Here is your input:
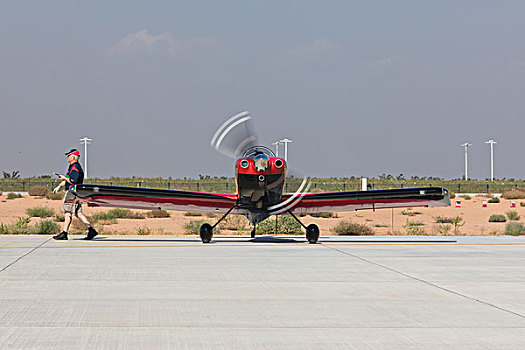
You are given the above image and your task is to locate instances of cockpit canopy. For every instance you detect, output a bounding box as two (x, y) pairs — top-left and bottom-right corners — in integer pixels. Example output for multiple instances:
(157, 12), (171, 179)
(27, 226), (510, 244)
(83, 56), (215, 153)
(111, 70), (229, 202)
(242, 146), (275, 172)
(242, 146), (275, 158)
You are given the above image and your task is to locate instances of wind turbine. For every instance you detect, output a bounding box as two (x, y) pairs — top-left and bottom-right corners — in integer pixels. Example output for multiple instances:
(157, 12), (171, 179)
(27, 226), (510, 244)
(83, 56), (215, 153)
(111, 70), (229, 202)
(279, 139), (292, 162)
(485, 139), (497, 181)
(79, 137), (92, 179)
(461, 143), (472, 180)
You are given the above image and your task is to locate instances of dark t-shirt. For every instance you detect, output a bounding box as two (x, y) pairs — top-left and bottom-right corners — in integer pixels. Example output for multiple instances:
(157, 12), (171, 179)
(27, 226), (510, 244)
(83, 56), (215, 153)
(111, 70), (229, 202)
(66, 161), (84, 190)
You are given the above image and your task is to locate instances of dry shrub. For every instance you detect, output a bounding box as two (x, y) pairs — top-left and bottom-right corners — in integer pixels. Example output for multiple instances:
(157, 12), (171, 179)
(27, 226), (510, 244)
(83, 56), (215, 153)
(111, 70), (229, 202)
(505, 222), (525, 236)
(331, 220), (374, 235)
(45, 191), (64, 200)
(183, 212), (202, 217)
(218, 215), (249, 231)
(28, 186), (50, 196)
(507, 211), (520, 221)
(502, 187), (525, 199)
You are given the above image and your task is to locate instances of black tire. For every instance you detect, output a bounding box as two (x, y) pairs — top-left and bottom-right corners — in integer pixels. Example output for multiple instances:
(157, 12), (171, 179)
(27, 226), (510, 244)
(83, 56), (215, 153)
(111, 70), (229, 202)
(199, 223), (213, 243)
(306, 224), (320, 244)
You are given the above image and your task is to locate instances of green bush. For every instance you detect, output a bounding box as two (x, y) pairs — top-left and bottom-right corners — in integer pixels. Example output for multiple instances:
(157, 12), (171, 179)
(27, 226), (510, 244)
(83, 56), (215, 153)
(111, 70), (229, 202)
(331, 220), (374, 236)
(54, 213), (65, 222)
(92, 208), (145, 221)
(460, 195), (471, 200)
(26, 206), (54, 218)
(110, 208), (145, 219)
(0, 217), (31, 234)
(33, 220), (60, 234)
(28, 186), (50, 196)
(309, 212), (337, 218)
(137, 226), (152, 235)
(403, 219), (426, 235)
(7, 193), (22, 199)
(401, 209), (421, 216)
(183, 220), (219, 235)
(489, 214), (506, 223)
(257, 215), (302, 234)
(45, 191), (64, 200)
(437, 223), (452, 234)
(507, 211), (520, 221)
(488, 197), (500, 203)
(92, 212), (116, 221)
(505, 222), (525, 236)
(521, 202), (525, 207)
(148, 210), (171, 218)
(434, 216), (454, 223)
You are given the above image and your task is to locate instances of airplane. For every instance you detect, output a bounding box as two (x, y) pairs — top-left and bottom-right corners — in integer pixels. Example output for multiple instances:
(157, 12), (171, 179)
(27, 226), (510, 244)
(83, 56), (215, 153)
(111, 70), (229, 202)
(72, 112), (450, 243)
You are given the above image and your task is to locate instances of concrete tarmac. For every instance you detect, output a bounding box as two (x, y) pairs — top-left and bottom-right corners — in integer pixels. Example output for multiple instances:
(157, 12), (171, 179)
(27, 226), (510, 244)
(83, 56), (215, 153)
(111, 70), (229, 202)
(1, 234), (525, 349)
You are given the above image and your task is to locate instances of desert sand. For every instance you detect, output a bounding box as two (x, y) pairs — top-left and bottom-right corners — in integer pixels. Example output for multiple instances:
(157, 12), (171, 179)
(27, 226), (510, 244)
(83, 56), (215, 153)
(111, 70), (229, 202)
(0, 193), (523, 236)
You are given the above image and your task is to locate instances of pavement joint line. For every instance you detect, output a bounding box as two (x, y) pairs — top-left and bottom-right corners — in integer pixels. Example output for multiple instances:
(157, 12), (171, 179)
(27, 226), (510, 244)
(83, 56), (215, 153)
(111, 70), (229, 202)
(323, 245), (525, 321)
(0, 237), (52, 273)
(2, 326), (525, 330)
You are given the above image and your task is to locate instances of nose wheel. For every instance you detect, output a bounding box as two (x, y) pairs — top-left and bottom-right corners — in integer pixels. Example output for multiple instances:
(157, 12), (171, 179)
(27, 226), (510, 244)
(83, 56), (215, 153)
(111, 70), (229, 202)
(306, 224), (320, 244)
(199, 223), (213, 243)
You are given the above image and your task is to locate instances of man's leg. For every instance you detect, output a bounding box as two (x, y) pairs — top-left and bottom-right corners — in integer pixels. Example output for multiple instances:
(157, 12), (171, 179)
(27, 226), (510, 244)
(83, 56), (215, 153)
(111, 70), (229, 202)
(63, 213), (73, 232)
(76, 209), (98, 240)
(76, 212), (91, 228)
(53, 213), (71, 240)
(53, 194), (72, 240)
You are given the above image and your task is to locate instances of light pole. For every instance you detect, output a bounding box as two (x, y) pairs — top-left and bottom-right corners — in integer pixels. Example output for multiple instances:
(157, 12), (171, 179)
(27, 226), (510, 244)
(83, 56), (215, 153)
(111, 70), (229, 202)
(279, 139), (292, 162)
(272, 141), (281, 157)
(461, 143), (472, 180)
(79, 137), (92, 178)
(485, 139), (497, 181)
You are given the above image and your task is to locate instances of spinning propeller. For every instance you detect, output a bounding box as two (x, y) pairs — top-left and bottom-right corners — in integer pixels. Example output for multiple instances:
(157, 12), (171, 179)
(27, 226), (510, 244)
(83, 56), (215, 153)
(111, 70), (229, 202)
(210, 111), (312, 215)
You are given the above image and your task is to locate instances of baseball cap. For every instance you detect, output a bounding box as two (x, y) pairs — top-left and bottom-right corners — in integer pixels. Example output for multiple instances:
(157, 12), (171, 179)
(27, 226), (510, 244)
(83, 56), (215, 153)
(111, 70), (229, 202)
(65, 149), (80, 157)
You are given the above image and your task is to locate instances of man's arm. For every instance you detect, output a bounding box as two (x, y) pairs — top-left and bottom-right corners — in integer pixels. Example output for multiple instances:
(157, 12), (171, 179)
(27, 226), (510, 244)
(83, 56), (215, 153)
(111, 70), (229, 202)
(53, 180), (67, 193)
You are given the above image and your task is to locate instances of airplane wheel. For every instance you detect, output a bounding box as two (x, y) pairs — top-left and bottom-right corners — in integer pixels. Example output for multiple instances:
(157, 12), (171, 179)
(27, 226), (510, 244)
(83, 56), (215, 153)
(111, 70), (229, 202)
(200, 223), (213, 243)
(306, 224), (319, 244)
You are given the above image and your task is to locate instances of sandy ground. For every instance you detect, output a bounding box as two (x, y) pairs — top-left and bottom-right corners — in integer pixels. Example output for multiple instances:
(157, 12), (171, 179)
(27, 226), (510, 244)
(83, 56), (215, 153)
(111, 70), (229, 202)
(0, 194), (523, 235)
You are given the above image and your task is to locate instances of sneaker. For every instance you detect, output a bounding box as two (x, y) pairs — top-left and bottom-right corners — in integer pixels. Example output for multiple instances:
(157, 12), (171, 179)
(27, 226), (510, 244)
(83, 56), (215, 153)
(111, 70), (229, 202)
(84, 227), (98, 240)
(53, 231), (68, 240)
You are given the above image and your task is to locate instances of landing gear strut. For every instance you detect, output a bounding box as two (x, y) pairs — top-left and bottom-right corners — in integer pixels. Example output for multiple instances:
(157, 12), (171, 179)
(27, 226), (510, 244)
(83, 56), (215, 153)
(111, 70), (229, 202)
(199, 204), (237, 243)
(287, 210), (320, 244)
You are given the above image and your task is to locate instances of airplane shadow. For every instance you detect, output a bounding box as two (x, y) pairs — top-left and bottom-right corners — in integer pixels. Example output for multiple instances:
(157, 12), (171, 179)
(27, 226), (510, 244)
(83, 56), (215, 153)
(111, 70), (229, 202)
(73, 237), (456, 244)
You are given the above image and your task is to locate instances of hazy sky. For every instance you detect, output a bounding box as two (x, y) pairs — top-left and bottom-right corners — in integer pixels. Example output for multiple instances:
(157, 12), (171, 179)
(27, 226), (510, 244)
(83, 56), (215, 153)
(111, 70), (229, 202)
(1, 1), (524, 180)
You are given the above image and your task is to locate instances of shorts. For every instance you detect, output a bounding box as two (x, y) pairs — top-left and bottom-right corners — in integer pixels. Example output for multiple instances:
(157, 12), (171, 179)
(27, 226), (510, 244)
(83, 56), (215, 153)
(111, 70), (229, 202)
(62, 190), (82, 214)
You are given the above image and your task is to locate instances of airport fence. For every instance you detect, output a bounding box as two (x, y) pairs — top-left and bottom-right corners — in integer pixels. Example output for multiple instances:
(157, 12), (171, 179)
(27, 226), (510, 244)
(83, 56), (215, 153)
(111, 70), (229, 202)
(0, 179), (523, 194)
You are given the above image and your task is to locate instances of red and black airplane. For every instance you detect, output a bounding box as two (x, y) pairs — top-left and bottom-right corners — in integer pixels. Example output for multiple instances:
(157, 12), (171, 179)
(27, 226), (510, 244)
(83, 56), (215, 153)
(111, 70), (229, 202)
(72, 112), (450, 243)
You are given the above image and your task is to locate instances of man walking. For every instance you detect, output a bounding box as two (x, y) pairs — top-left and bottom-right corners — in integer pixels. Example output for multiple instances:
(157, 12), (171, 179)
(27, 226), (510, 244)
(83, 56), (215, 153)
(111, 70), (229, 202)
(52, 149), (98, 240)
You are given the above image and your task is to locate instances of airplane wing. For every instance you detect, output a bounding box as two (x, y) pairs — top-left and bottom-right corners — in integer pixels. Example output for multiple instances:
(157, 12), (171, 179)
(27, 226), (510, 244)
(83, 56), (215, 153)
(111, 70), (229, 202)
(277, 187), (450, 214)
(71, 184), (238, 214)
